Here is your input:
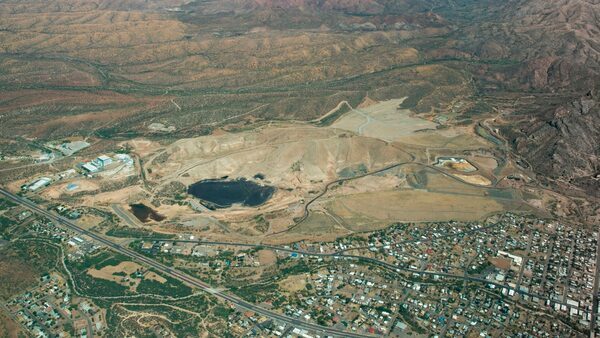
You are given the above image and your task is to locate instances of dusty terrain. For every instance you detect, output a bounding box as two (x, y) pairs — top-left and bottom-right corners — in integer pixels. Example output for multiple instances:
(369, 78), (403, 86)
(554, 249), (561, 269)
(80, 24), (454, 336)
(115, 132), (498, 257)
(452, 174), (492, 186)
(0, 308), (21, 338)
(89, 102), (534, 243)
(0, 91), (549, 244)
(331, 98), (437, 142)
(326, 190), (503, 230)
(0, 0), (597, 239)
(86, 261), (159, 292)
(147, 124), (412, 188)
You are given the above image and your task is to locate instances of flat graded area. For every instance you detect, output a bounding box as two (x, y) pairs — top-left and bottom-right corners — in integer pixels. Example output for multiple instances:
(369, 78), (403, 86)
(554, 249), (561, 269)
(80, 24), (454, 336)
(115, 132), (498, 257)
(468, 156), (498, 172)
(257, 249), (277, 266)
(279, 275), (308, 293)
(289, 211), (349, 236)
(42, 179), (100, 199)
(325, 189), (504, 231)
(87, 261), (145, 291)
(453, 174), (492, 186)
(331, 98), (437, 142)
(82, 186), (147, 205)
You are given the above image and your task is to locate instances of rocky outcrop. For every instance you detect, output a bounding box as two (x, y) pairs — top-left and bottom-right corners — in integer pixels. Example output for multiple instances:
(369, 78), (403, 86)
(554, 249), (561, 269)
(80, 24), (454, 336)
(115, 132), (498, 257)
(510, 90), (599, 196)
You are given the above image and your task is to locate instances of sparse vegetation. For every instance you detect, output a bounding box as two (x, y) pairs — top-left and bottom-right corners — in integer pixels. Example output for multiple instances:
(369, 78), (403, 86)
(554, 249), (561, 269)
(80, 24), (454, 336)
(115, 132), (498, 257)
(136, 272), (192, 297)
(106, 227), (175, 239)
(0, 240), (60, 300)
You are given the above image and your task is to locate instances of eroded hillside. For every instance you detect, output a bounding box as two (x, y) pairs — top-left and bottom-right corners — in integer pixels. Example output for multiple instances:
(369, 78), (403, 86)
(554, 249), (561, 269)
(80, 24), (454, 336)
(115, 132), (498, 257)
(0, 0), (598, 224)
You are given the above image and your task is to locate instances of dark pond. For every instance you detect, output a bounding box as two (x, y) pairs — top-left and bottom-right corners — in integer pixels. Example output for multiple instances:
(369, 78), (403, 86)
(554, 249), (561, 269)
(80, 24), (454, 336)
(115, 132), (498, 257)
(187, 178), (275, 208)
(129, 203), (166, 223)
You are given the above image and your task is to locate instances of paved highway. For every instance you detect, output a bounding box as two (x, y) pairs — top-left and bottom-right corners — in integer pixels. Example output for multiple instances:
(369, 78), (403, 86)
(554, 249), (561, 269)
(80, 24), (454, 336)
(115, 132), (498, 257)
(149, 233), (588, 314)
(0, 188), (371, 338)
(3, 186), (587, 331)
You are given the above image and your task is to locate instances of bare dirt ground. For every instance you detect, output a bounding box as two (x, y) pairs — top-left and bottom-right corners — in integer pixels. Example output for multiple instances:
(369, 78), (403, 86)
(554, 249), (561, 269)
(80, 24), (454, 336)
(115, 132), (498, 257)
(144, 271), (167, 283)
(82, 186), (147, 206)
(278, 274), (308, 292)
(289, 211), (350, 236)
(87, 261), (144, 291)
(332, 98), (438, 142)
(147, 203), (193, 220)
(42, 179), (100, 199)
(468, 156), (498, 172)
(398, 128), (491, 150)
(325, 189), (505, 231)
(453, 174), (492, 186)
(328, 174), (407, 195)
(76, 214), (105, 230)
(489, 257), (512, 270)
(124, 139), (165, 158)
(257, 250), (277, 266)
(0, 308), (21, 338)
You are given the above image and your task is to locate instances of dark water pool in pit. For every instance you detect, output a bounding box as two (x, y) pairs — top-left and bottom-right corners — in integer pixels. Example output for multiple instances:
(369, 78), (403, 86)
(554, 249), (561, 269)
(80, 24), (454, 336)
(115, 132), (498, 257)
(187, 178), (275, 208)
(129, 203), (166, 223)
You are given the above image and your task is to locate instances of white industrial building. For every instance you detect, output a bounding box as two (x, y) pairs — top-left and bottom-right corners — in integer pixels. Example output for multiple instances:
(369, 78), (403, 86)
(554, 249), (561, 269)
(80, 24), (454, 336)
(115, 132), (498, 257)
(28, 177), (52, 191)
(82, 163), (99, 173)
(94, 155), (113, 168)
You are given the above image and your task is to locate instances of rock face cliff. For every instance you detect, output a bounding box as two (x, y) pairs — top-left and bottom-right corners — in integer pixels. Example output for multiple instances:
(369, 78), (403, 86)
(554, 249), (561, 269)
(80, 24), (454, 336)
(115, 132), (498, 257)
(508, 90), (599, 197)
(455, 0), (600, 202)
(1, 0), (598, 205)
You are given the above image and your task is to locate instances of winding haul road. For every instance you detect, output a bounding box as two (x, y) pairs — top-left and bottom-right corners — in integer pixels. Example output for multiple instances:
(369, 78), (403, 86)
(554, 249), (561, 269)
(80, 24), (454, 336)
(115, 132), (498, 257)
(0, 188), (371, 338)
(274, 159), (515, 235)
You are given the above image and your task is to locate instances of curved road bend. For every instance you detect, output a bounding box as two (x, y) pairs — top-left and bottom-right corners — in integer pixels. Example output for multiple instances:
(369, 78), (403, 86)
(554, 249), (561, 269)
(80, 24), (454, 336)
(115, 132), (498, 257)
(0, 188), (372, 338)
(272, 160), (517, 235)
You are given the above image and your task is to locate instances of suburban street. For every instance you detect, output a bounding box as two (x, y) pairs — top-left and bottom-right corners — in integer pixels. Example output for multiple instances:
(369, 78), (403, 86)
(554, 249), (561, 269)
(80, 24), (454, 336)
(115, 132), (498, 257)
(0, 187), (372, 338)
(0, 186), (592, 335)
